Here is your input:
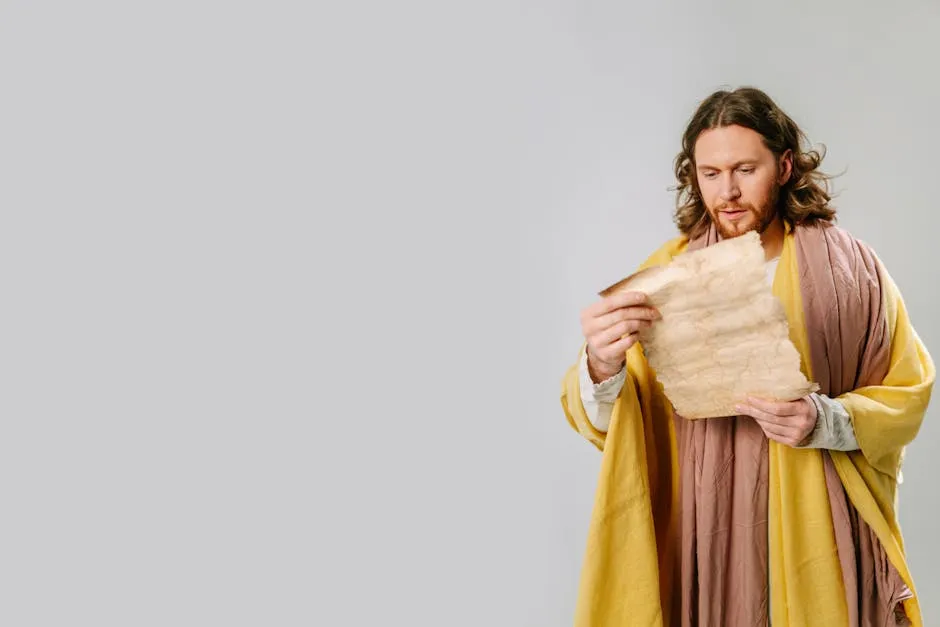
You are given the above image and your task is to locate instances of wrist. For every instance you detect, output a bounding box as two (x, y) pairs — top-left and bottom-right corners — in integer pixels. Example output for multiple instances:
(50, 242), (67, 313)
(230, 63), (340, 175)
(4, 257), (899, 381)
(795, 396), (821, 447)
(587, 350), (623, 384)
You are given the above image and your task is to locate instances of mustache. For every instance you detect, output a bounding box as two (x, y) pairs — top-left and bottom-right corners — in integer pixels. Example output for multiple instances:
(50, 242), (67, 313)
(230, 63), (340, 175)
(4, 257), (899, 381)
(715, 202), (754, 212)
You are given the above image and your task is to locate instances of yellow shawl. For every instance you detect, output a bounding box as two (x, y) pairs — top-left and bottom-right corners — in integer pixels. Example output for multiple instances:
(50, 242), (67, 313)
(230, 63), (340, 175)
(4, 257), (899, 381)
(561, 227), (935, 625)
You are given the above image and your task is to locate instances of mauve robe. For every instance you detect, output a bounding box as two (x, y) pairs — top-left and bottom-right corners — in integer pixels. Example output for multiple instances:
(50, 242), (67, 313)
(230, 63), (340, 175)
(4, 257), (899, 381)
(673, 221), (911, 626)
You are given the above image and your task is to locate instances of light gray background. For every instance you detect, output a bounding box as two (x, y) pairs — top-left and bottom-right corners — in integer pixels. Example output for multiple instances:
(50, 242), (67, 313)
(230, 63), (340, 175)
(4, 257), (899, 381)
(0, 1), (937, 626)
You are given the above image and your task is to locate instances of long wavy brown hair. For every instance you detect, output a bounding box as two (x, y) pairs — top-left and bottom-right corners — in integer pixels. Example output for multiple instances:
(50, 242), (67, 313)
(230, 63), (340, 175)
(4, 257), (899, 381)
(672, 87), (836, 238)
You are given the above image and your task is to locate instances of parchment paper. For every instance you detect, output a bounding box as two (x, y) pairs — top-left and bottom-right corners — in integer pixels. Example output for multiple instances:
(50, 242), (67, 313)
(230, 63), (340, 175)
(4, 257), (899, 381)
(599, 231), (819, 419)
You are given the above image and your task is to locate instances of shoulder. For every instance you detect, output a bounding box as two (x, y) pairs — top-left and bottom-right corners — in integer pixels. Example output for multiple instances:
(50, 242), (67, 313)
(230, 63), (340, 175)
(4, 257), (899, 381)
(639, 235), (689, 271)
(795, 220), (890, 286)
(796, 220), (873, 254)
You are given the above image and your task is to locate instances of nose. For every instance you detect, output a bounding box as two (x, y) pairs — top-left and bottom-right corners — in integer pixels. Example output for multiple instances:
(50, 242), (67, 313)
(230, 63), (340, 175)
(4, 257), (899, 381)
(719, 173), (740, 202)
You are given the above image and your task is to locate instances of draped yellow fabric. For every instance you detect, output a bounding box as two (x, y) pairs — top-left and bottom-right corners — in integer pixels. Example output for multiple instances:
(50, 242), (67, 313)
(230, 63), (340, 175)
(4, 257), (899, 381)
(560, 229), (934, 626)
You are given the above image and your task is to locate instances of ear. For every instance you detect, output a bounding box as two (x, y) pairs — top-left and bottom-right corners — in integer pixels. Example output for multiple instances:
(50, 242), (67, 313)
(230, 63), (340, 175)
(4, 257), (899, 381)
(777, 149), (793, 185)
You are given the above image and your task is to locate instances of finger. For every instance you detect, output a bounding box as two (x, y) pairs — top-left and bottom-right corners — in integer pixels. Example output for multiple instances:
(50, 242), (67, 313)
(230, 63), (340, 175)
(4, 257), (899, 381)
(734, 402), (790, 426)
(744, 396), (798, 417)
(751, 417), (790, 438)
(594, 291), (650, 315)
(753, 420), (802, 446)
(592, 329), (643, 363)
(591, 306), (661, 334)
(606, 331), (640, 356)
(596, 319), (651, 348)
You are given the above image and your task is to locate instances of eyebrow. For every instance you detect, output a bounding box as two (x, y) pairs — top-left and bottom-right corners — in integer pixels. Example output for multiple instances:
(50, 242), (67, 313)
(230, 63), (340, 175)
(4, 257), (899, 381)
(697, 160), (758, 171)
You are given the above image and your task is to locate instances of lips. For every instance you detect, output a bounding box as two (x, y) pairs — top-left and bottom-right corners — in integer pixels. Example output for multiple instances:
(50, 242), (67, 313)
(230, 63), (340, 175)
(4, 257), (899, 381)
(720, 209), (748, 219)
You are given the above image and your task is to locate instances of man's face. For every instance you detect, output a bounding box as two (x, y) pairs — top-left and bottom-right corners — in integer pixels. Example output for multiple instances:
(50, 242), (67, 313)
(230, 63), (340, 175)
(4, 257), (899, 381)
(693, 124), (791, 239)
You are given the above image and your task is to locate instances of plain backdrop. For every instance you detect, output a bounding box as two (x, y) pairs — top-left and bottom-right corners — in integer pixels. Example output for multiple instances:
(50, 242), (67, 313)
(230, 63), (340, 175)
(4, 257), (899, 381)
(515, 2), (940, 626)
(0, 1), (937, 626)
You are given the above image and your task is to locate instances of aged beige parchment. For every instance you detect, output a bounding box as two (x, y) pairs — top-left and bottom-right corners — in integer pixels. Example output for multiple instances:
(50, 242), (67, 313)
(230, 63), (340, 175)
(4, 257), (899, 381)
(599, 231), (819, 419)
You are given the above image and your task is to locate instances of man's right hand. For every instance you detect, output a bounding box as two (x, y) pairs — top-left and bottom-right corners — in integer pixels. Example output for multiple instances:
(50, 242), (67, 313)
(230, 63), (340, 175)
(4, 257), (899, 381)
(580, 291), (661, 383)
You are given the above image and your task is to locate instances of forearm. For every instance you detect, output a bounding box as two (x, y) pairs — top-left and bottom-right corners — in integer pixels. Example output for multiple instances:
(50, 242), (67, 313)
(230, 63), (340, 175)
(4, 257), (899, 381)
(579, 347), (626, 432)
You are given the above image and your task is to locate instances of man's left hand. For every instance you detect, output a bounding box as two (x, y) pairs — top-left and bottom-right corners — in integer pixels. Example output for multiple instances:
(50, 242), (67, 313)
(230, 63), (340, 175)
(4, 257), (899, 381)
(734, 396), (818, 447)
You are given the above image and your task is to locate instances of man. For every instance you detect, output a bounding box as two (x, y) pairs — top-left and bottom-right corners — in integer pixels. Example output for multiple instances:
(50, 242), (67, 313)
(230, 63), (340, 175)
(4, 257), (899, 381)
(560, 87), (935, 627)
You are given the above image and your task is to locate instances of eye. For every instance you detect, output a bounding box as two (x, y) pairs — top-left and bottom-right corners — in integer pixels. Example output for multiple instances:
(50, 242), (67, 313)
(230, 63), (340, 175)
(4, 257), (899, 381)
(702, 171), (718, 179)
(738, 166), (755, 175)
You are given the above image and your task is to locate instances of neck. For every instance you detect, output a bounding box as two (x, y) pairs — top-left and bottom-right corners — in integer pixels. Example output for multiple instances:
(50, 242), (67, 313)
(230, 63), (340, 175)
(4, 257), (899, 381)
(760, 216), (785, 261)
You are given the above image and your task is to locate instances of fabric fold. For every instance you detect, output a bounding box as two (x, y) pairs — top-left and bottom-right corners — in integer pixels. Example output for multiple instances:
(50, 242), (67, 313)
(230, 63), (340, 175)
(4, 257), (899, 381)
(561, 220), (934, 626)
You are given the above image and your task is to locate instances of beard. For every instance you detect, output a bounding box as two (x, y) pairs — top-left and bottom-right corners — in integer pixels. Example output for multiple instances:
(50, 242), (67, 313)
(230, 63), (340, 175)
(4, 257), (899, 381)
(708, 183), (781, 240)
